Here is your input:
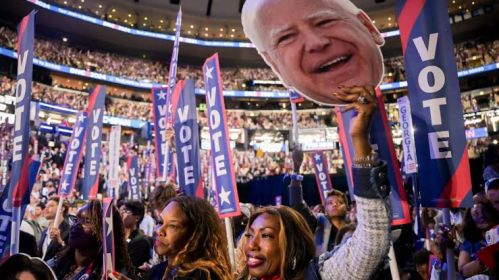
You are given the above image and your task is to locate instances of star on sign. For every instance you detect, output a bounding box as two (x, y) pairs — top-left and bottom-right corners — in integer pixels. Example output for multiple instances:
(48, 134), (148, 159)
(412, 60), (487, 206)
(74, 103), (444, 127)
(77, 113), (86, 123)
(61, 180), (69, 192)
(106, 215), (113, 236)
(205, 66), (214, 80)
(219, 186), (231, 206)
(157, 91), (167, 100)
(314, 154), (321, 161)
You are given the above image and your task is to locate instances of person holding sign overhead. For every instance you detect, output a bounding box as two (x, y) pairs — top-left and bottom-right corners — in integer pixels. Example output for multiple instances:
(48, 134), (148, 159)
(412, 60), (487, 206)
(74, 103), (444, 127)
(240, 0), (391, 279)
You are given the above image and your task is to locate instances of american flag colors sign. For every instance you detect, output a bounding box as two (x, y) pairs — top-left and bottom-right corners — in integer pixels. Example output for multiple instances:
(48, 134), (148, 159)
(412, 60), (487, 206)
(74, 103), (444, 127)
(397, 0), (472, 207)
(312, 151), (333, 205)
(337, 89), (411, 225)
(7, 10), (35, 210)
(127, 155), (141, 200)
(203, 54), (241, 218)
(152, 86), (170, 180)
(171, 79), (204, 197)
(165, 8), (182, 124)
(4, 11), (37, 256)
(59, 111), (87, 197)
(83, 85), (106, 199)
(102, 198), (115, 278)
(0, 158), (39, 258)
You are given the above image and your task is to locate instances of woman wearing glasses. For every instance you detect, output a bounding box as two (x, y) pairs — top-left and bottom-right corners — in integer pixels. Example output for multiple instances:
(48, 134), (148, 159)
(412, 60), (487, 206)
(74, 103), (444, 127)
(48, 200), (132, 280)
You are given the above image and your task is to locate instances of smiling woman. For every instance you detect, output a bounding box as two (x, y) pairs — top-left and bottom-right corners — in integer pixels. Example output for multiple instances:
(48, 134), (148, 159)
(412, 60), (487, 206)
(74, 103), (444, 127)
(237, 206), (316, 280)
(240, 1), (392, 279)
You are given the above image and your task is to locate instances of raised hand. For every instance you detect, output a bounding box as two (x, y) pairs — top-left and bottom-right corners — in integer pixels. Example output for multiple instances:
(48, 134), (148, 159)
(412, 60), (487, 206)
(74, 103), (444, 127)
(333, 86), (377, 158)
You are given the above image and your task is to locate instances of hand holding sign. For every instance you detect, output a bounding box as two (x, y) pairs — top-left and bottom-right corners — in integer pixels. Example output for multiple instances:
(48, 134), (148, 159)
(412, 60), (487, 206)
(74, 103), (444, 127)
(334, 86), (377, 157)
(49, 227), (64, 246)
(292, 148), (304, 174)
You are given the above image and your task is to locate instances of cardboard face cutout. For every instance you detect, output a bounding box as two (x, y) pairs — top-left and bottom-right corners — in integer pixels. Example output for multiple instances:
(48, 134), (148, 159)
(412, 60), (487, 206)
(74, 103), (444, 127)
(244, 0), (385, 106)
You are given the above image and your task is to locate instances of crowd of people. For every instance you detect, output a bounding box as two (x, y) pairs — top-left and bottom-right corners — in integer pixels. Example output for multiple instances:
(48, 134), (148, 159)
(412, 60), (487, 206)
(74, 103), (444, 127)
(1, 116), (498, 280)
(1, 74), (335, 128)
(1, 25), (498, 91)
(1, 0), (499, 278)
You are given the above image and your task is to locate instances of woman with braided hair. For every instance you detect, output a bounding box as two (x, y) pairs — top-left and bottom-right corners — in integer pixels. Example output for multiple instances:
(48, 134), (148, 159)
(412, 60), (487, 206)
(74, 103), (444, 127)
(147, 195), (232, 280)
(48, 200), (132, 280)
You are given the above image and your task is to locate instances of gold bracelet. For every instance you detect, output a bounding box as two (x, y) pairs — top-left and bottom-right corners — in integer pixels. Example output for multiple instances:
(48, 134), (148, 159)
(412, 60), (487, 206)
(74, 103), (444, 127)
(353, 152), (380, 168)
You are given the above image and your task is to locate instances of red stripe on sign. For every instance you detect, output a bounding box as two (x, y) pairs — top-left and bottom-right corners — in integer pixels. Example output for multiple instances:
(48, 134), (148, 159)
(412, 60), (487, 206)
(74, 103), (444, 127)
(335, 109), (355, 192)
(214, 53), (241, 218)
(12, 156), (32, 207)
(375, 88), (411, 225)
(86, 85), (101, 114)
(438, 145), (472, 208)
(17, 15), (30, 54)
(398, 0), (426, 54)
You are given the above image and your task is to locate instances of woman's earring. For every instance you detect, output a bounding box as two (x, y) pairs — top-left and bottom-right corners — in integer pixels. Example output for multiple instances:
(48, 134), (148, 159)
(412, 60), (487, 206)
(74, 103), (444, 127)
(292, 257), (296, 270)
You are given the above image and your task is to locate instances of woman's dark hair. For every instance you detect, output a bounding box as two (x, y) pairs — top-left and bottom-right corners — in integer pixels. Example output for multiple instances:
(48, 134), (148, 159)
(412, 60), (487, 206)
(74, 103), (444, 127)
(0, 253), (57, 280)
(52, 200), (131, 278)
(164, 196), (231, 280)
(149, 182), (176, 211)
(462, 200), (498, 243)
(238, 205), (316, 280)
(483, 144), (499, 167)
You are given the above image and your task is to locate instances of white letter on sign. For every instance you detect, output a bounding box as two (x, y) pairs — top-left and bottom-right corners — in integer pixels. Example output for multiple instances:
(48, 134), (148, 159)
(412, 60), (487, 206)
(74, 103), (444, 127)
(418, 66), (445, 93)
(428, 131), (452, 159)
(422, 97), (447, 126)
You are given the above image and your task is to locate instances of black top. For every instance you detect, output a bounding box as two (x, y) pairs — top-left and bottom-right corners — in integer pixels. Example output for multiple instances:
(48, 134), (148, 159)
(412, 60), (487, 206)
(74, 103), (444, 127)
(128, 228), (152, 268)
(38, 219), (70, 261)
(148, 261), (221, 280)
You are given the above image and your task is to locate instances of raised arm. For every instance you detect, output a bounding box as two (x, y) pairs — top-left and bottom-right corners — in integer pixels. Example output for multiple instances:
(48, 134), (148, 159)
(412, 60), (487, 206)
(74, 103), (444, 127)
(319, 86), (391, 280)
(288, 148), (318, 233)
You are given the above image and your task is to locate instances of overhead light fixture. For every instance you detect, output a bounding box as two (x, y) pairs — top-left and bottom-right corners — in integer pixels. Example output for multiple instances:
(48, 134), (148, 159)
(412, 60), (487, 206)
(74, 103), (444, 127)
(62, 37), (68, 42)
